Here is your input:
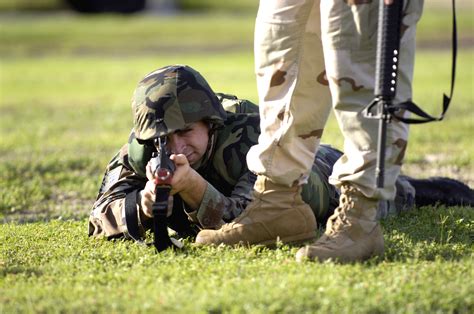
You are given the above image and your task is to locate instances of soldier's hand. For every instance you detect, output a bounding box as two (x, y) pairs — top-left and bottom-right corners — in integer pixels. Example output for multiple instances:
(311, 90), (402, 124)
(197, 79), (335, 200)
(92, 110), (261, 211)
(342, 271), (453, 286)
(169, 153), (207, 210)
(169, 153), (195, 195)
(140, 179), (156, 218)
(142, 162), (174, 218)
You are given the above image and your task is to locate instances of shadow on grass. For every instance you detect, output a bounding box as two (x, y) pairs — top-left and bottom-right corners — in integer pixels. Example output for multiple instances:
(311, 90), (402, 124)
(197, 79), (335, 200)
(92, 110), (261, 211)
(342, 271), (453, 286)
(0, 156), (99, 224)
(3, 201), (472, 266)
(1, 205), (90, 224)
(0, 266), (43, 278)
(257, 205), (473, 265)
(381, 205), (473, 262)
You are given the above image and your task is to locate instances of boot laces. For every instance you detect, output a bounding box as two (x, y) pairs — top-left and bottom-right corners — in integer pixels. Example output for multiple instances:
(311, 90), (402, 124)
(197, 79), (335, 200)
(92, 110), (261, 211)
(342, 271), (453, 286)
(324, 186), (357, 237)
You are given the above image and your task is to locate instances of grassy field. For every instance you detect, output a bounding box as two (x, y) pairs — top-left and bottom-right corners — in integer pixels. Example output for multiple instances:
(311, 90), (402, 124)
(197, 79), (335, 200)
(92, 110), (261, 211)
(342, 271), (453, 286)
(1, 3), (473, 313)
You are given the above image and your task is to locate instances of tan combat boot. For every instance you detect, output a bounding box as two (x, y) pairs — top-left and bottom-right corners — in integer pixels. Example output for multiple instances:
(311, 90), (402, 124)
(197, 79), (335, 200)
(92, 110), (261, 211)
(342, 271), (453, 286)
(195, 175), (317, 246)
(295, 184), (384, 263)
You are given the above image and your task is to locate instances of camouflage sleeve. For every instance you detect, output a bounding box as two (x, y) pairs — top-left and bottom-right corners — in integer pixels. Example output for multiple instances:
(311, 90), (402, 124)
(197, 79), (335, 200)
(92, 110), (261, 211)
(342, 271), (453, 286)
(88, 144), (149, 240)
(190, 171), (256, 229)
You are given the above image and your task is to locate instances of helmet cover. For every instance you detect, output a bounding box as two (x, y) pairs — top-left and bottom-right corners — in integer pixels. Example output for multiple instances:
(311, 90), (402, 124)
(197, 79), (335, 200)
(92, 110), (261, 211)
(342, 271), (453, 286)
(132, 65), (227, 140)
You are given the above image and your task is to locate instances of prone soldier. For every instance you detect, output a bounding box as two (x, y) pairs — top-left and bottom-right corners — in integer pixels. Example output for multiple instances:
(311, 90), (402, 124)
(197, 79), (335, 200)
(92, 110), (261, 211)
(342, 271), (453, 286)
(88, 65), (472, 243)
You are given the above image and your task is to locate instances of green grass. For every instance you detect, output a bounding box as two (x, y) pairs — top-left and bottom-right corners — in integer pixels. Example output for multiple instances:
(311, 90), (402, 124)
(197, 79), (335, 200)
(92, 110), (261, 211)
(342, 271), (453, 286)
(1, 206), (473, 313)
(0, 14), (255, 57)
(0, 2), (472, 57)
(1, 6), (473, 313)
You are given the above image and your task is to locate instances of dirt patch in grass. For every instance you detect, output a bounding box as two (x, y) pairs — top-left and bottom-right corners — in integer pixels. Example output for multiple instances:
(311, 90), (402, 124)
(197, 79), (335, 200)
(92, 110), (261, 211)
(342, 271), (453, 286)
(2, 192), (93, 224)
(402, 155), (474, 188)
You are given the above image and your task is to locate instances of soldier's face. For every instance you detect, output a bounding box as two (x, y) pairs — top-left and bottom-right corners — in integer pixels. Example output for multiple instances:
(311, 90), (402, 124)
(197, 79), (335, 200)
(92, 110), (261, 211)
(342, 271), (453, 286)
(165, 121), (210, 166)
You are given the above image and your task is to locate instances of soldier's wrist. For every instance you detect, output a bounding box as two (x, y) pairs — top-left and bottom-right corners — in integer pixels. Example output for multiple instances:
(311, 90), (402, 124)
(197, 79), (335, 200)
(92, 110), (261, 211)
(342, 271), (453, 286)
(183, 169), (204, 193)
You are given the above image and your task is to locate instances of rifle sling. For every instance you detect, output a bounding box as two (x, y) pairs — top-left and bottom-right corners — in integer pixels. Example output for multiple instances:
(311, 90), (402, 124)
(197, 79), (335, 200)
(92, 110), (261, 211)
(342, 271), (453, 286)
(152, 185), (173, 252)
(391, 0), (456, 124)
(124, 189), (142, 241)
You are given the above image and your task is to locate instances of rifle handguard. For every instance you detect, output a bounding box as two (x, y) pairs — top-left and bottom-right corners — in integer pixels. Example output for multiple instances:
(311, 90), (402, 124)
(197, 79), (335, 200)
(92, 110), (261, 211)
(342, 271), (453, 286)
(374, 0), (403, 100)
(362, 0), (405, 189)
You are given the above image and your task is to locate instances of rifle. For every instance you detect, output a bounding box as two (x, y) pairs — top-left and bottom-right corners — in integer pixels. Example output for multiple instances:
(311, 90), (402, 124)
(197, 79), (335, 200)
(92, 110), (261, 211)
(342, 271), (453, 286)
(365, 0), (457, 188)
(150, 137), (183, 252)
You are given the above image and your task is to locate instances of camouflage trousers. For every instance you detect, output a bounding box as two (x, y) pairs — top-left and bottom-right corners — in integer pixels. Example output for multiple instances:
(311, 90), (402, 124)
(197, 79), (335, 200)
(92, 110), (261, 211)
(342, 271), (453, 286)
(247, 0), (424, 200)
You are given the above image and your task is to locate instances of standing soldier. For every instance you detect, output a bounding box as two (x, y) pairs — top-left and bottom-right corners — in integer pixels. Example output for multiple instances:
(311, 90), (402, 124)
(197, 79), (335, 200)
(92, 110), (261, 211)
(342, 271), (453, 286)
(195, 0), (425, 263)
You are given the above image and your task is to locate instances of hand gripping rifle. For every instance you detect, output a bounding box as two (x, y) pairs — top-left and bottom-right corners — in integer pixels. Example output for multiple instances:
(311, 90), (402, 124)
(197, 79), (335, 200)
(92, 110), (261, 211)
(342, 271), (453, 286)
(150, 137), (183, 252)
(364, 0), (457, 188)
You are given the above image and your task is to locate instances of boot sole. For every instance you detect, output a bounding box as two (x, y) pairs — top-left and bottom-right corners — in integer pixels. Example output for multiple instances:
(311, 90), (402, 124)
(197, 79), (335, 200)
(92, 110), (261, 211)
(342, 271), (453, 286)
(257, 231), (317, 247)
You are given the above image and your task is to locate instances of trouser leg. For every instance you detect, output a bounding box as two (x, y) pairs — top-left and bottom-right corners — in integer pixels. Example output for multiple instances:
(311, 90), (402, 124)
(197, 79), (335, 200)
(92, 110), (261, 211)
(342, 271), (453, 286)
(196, 0), (327, 246)
(247, 0), (331, 187)
(323, 0), (423, 200)
(296, 0), (424, 263)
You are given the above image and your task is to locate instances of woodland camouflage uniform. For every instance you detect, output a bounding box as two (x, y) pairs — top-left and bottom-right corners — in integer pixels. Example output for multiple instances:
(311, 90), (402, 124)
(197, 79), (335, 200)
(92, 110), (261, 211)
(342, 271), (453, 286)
(88, 65), (415, 241)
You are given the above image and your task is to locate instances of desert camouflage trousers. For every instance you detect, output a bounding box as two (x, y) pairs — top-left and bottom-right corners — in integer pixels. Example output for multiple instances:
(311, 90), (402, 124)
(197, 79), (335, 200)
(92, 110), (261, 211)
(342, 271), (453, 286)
(247, 0), (423, 200)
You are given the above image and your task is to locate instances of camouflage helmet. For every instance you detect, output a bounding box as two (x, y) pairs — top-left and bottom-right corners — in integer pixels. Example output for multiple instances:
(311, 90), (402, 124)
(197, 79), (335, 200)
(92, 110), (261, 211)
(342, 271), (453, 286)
(132, 65), (227, 141)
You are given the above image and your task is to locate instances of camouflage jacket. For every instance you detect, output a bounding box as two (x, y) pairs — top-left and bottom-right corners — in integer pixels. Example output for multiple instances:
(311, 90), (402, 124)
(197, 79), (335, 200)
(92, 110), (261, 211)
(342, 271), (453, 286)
(88, 94), (341, 240)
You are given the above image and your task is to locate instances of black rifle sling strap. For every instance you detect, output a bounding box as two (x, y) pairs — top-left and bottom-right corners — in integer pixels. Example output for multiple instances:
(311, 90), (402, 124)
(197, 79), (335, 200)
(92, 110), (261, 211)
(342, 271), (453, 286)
(152, 185), (174, 252)
(124, 187), (175, 250)
(124, 189), (143, 241)
(391, 0), (456, 124)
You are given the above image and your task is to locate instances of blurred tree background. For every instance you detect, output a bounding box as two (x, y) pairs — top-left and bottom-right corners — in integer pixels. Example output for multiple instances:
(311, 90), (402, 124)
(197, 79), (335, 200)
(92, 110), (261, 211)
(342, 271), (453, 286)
(0, 0), (258, 13)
